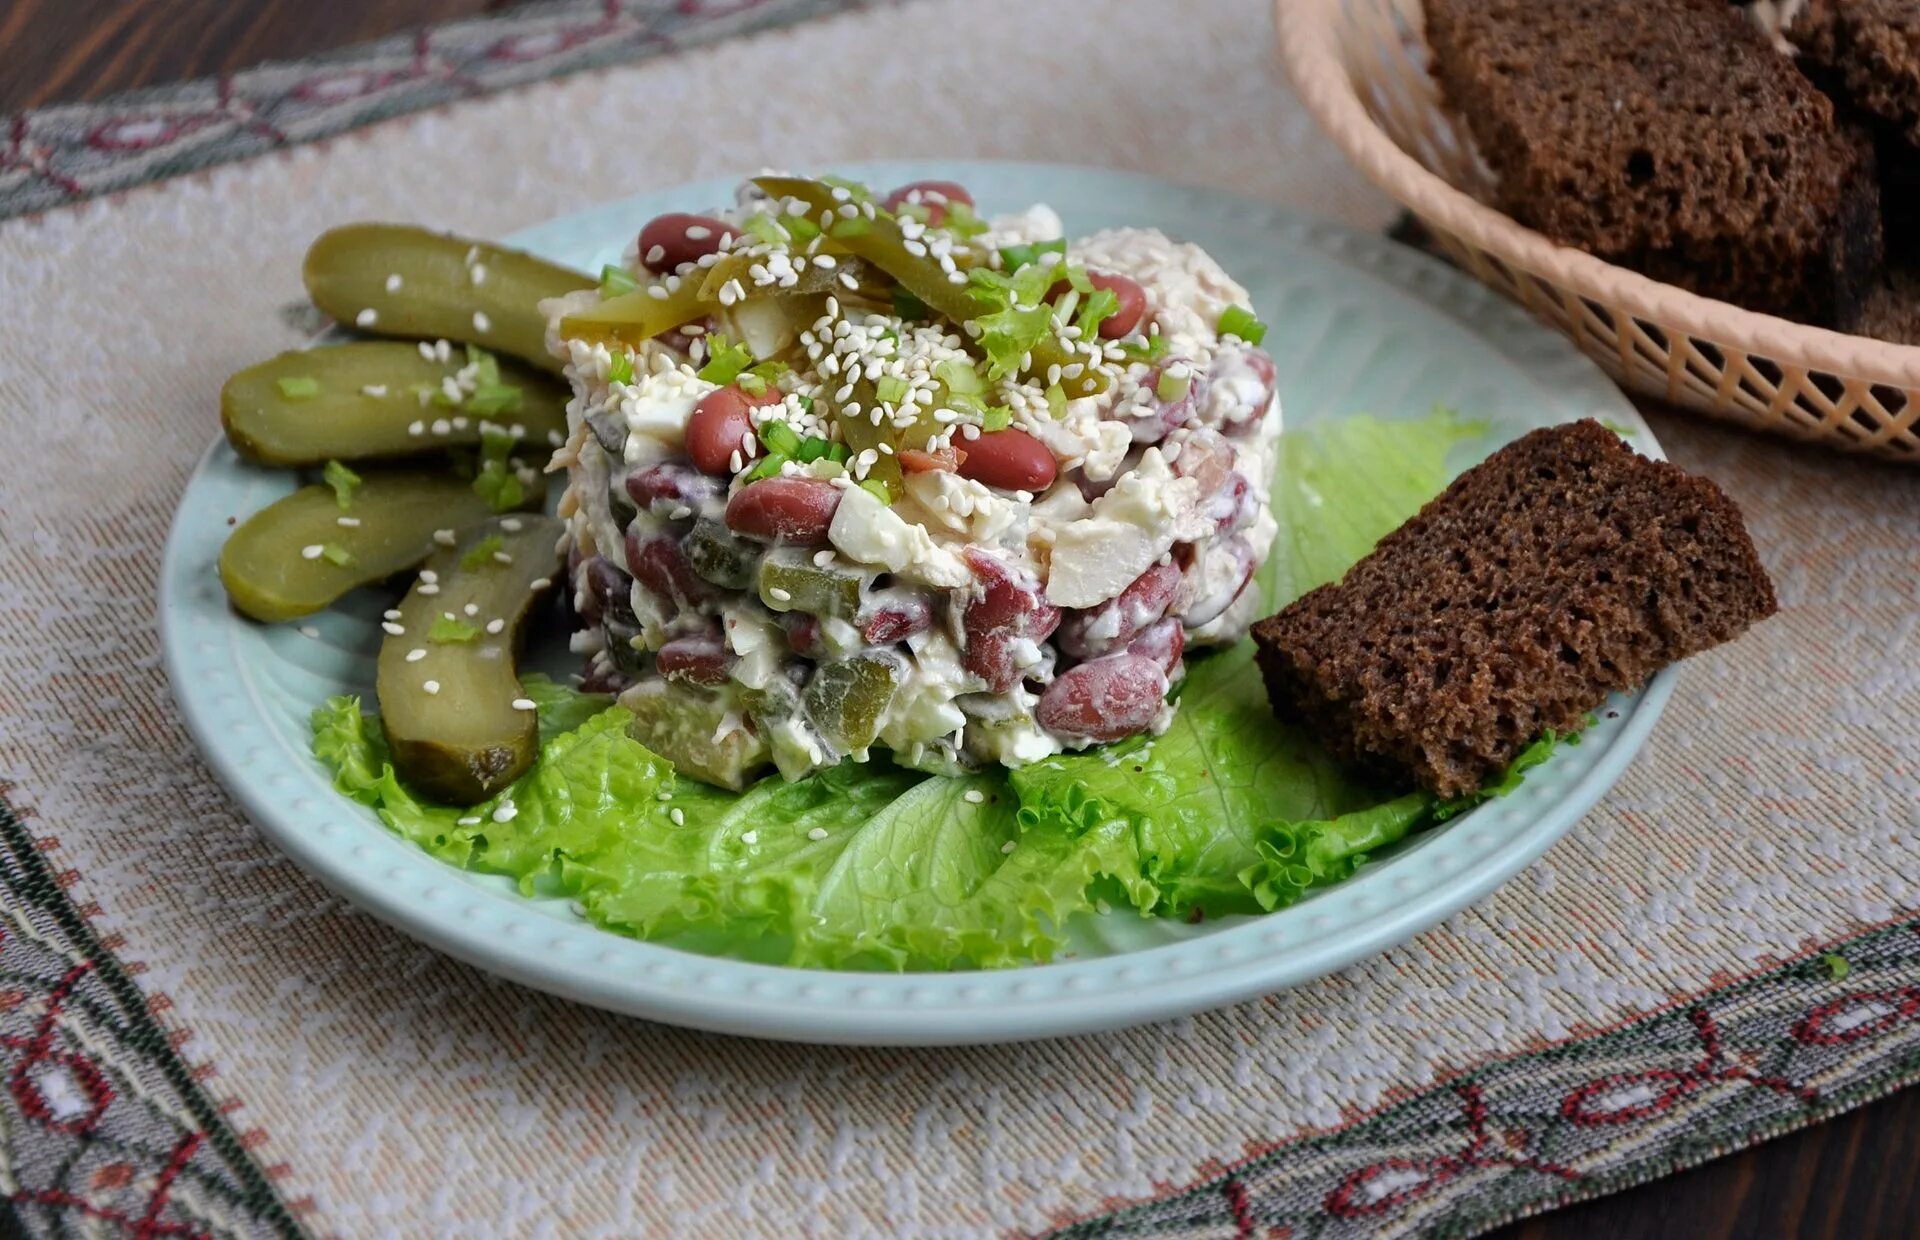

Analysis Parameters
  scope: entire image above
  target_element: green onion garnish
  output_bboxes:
[796,436,832,463]
[874,375,910,406]
[783,213,822,243]
[940,201,990,239]
[277,376,320,400]
[429,615,480,643]
[745,453,787,482]
[997,238,1066,271]
[1217,305,1268,345]
[758,419,802,457]
[1045,383,1067,418]
[980,405,1013,432]
[323,459,363,509]
[742,213,788,247]
[607,351,635,386]
[461,535,505,570]
[319,543,354,567]
[600,264,640,297]
[1155,370,1191,404]
[858,479,893,505]
[825,441,850,463]
[464,383,523,416]
[1823,953,1851,981]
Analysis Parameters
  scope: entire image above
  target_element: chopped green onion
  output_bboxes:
[1155,370,1192,404]
[429,615,480,643]
[319,543,354,567]
[461,535,505,570]
[1217,305,1268,345]
[600,264,640,297]
[980,405,1013,432]
[739,359,789,398]
[796,436,832,463]
[826,441,850,463]
[858,479,892,505]
[874,375,910,405]
[607,351,635,386]
[758,419,802,456]
[745,453,788,482]
[1045,383,1067,418]
[998,238,1066,271]
[783,213,821,243]
[1122,332,1171,363]
[322,460,363,509]
[892,287,929,321]
[742,213,789,247]
[465,344,502,388]
[1076,288,1119,338]
[276,376,320,400]
[828,215,873,240]
[697,335,755,386]
[1823,953,1851,981]
[1052,289,1080,326]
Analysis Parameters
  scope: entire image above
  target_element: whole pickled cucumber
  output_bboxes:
[304,224,592,373]
[376,515,566,804]
[219,471,528,623]
[222,342,568,466]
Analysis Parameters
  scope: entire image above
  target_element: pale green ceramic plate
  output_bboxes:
[160,162,1669,1044]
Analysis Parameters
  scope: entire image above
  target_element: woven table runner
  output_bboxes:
[2,1,1917,1236]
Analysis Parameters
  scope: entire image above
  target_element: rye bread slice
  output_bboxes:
[1252,421,1776,799]
[1792,0,1920,256]
[1425,0,1883,329]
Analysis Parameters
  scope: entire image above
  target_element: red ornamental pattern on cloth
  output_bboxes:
[0,796,305,1240]
[0,0,882,222]
[1048,922,1920,1239]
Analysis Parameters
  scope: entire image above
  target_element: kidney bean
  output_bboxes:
[860,598,933,646]
[960,548,1060,693]
[1086,272,1147,338]
[626,530,712,612]
[882,180,973,226]
[655,632,736,686]
[724,477,842,545]
[637,213,737,273]
[582,555,636,626]
[954,428,1057,492]
[783,613,826,659]
[626,462,723,516]
[1126,618,1185,674]
[1034,655,1168,743]
[656,317,714,356]
[686,384,778,476]
[1174,536,1256,629]
[1055,562,1181,659]
[899,445,962,474]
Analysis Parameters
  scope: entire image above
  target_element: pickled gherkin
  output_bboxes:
[624,681,768,791]
[557,280,709,350]
[375,515,565,804]
[684,518,760,591]
[758,554,869,616]
[222,342,568,466]
[304,225,592,373]
[802,656,899,754]
[219,471,523,622]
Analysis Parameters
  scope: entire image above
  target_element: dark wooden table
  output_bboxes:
[7,4,1915,1237]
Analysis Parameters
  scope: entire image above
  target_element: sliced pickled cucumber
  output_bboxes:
[624,681,768,791]
[219,471,527,622]
[758,554,868,616]
[685,518,760,590]
[222,342,568,466]
[304,224,592,373]
[376,515,565,805]
[802,656,899,754]
[557,280,709,350]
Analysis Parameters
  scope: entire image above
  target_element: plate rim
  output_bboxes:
[161,161,1671,1045]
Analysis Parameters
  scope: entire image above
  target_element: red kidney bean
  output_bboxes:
[1126,618,1185,674]
[724,477,842,545]
[860,598,933,646]
[1056,562,1181,659]
[582,556,636,625]
[898,446,961,474]
[655,633,736,686]
[626,462,722,514]
[882,180,973,226]
[960,548,1060,693]
[626,530,712,612]
[656,318,714,356]
[954,428,1057,492]
[685,384,778,477]
[783,613,825,659]
[637,213,736,273]
[1034,655,1168,743]
[1174,536,1256,628]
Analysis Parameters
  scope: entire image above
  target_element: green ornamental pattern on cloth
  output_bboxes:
[1,0,1918,1236]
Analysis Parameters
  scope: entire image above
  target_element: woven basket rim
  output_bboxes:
[1275,0,1920,387]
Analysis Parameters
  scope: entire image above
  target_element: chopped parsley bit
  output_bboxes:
[607,350,635,386]
[1155,370,1192,404]
[745,453,788,482]
[276,375,320,400]
[319,543,354,567]
[795,435,833,463]
[1823,953,1851,981]
[461,534,506,570]
[696,334,756,386]
[1044,383,1068,418]
[998,238,1067,271]
[858,478,893,505]
[758,418,802,456]
[980,405,1013,432]
[1217,305,1268,345]
[600,264,640,297]
[461,345,522,416]
[429,615,481,643]
[891,286,930,321]
[1075,287,1120,338]
[322,459,363,509]
[472,428,524,513]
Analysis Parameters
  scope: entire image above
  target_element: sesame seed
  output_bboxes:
[337,516,361,527]
[355,308,378,327]
[491,802,517,822]
[656,790,673,802]
[473,311,491,333]
[768,587,792,603]
[463,603,479,616]
[458,815,481,826]
[683,224,709,241]
[422,679,441,695]
[645,244,666,266]
[1001,840,1017,854]
[382,621,406,636]
[741,830,759,845]
[361,384,389,397]
[431,417,451,435]
[964,790,986,804]
[464,246,481,266]
[406,648,428,662]
[728,450,742,473]
[469,263,487,285]
[485,618,505,635]
[647,285,670,301]
[301,544,324,560]
[530,577,551,590]
[669,807,686,826]
[384,609,403,620]
[433,528,457,546]
[408,420,426,436]
[812,549,836,567]
[807,827,829,841]
[384,273,403,293]
[418,342,436,361]
[298,625,320,639]
[435,339,452,362]
[500,517,523,532]
[512,698,537,711]
[492,551,512,565]
[419,569,438,583]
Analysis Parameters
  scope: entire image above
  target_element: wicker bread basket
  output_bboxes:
[1277,0,1920,462]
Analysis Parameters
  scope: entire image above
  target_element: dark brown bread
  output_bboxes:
[1253,421,1777,799]
[1425,0,1883,329]
[1792,0,1920,256]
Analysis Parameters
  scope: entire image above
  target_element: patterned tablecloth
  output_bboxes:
[1,1,1917,1236]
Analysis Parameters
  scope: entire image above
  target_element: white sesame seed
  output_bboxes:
[336,516,361,527]
[384,609,404,620]
[435,339,452,363]
[469,263,487,285]
[492,551,512,565]
[807,827,829,841]
[669,807,686,826]
[381,621,406,636]
[645,244,666,266]
[384,273,402,293]
[741,830,758,845]
[301,544,325,560]
[463,603,479,616]
[812,549,836,567]
[361,384,388,397]
[422,679,441,695]
[647,285,670,301]
[530,577,551,590]
[418,341,436,361]
[492,802,517,822]
[512,697,537,711]
[768,587,792,603]
[355,308,378,327]
[408,419,426,436]
[656,790,673,802]
[485,618,505,635]
[298,625,320,639]
[406,648,427,662]
[1001,840,1017,854]
[433,528,457,547]
[964,789,986,804]
[458,815,481,826]
[728,449,742,473]
[500,517,523,532]
[472,311,491,333]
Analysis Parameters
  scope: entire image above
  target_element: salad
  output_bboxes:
[548,176,1281,787]
[210,172,1547,971]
